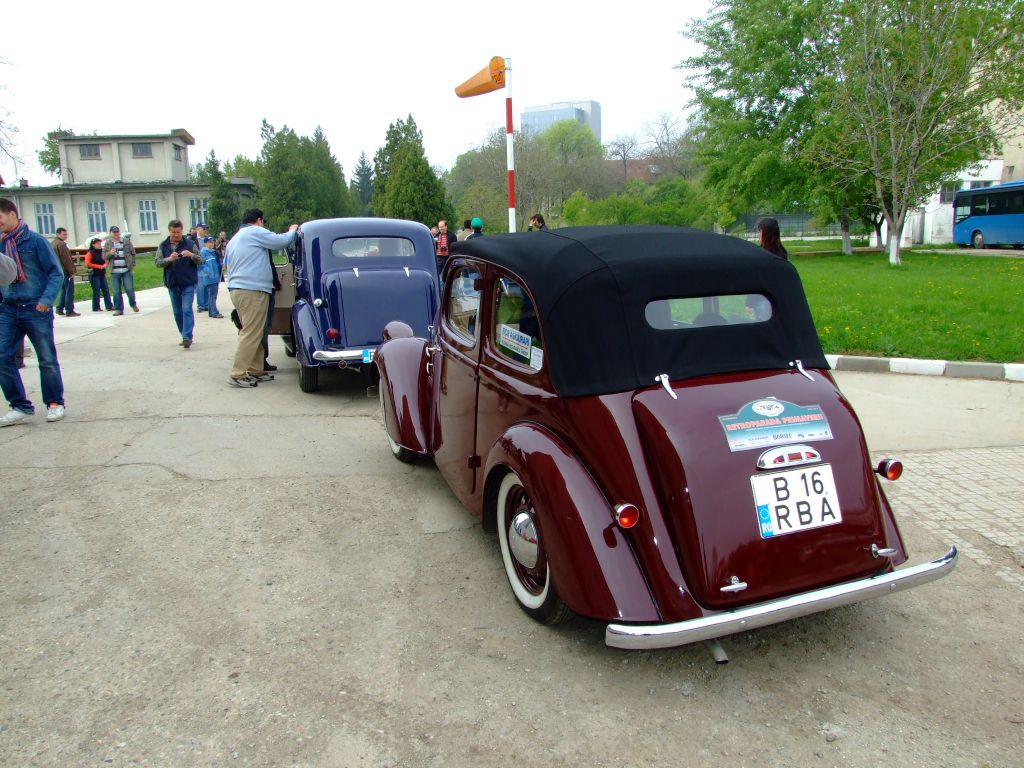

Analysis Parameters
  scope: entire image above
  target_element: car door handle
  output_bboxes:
[425,344,439,375]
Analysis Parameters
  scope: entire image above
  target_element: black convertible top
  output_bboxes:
[450,225,829,397]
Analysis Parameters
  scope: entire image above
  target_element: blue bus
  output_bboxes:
[953,180,1024,249]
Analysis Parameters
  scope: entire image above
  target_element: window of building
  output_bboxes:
[87,201,107,233]
[34,203,56,236]
[138,200,159,232]
[969,180,993,189]
[79,144,101,160]
[173,144,183,161]
[939,183,959,204]
[132,142,153,158]
[189,198,209,227]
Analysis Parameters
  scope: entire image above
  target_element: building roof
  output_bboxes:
[62,129,195,145]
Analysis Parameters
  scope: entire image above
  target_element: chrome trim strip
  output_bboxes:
[312,349,372,362]
[605,547,957,650]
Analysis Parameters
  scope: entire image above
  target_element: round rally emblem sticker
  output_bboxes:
[752,399,785,417]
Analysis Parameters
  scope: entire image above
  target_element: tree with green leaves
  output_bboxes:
[37,127,74,178]
[374,142,453,225]
[447,127,557,230]
[542,120,613,208]
[815,0,1024,264]
[351,151,374,215]
[685,0,1024,263]
[371,115,423,215]
[256,121,353,226]
[682,0,825,227]
[561,177,707,227]
[202,150,241,238]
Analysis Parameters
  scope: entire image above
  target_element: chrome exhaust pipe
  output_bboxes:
[704,638,729,664]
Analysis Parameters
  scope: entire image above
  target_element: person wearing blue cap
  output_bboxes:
[466,216,484,239]
[193,222,210,312]
[199,236,224,319]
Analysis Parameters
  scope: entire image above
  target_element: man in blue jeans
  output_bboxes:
[0,198,67,426]
[154,219,202,348]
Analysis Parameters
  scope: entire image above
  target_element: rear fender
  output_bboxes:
[484,423,659,622]
[291,301,322,368]
[376,337,431,455]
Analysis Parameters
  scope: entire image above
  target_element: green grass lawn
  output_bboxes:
[69,249,1020,364]
[784,238,872,254]
[793,251,1023,363]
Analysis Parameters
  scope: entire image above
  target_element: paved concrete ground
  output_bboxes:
[1,287,1021,767]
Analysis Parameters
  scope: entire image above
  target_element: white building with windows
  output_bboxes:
[0,129,252,248]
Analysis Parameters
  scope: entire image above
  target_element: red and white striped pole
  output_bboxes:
[504,58,516,233]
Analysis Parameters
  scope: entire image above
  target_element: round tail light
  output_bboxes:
[326,327,340,341]
[614,503,641,529]
[876,459,903,481]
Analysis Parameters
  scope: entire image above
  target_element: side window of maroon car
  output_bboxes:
[446,266,482,340]
[493,277,543,370]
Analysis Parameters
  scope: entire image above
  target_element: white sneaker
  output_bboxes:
[0,409,32,427]
[45,404,66,423]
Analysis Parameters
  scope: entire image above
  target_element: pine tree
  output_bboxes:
[352,151,374,214]
[371,115,423,214]
[376,143,454,225]
[204,150,241,238]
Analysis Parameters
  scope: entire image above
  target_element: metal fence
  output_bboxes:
[729,213,872,238]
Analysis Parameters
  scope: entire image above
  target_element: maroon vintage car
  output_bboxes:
[375,225,956,659]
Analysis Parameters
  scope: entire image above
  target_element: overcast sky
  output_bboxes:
[3,0,711,186]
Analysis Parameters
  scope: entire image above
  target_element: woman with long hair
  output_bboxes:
[757,217,788,259]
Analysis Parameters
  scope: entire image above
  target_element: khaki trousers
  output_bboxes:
[230,289,270,379]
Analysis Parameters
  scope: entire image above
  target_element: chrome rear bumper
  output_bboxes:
[312,349,373,363]
[605,547,957,650]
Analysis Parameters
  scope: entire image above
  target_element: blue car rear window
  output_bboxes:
[331,237,416,259]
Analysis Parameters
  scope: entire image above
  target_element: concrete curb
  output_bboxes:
[826,354,1023,382]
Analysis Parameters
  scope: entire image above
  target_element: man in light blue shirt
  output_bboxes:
[225,209,298,387]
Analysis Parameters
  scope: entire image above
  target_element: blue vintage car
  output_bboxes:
[278,218,439,392]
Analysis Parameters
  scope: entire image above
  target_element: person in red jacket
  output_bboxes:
[84,237,113,312]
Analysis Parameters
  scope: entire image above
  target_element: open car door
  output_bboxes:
[270,247,295,335]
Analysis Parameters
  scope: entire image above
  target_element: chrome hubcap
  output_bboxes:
[508,511,539,569]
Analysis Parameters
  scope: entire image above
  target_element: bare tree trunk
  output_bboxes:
[886,210,903,266]
[840,205,853,255]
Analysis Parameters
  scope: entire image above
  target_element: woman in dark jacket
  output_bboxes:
[84,237,114,311]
